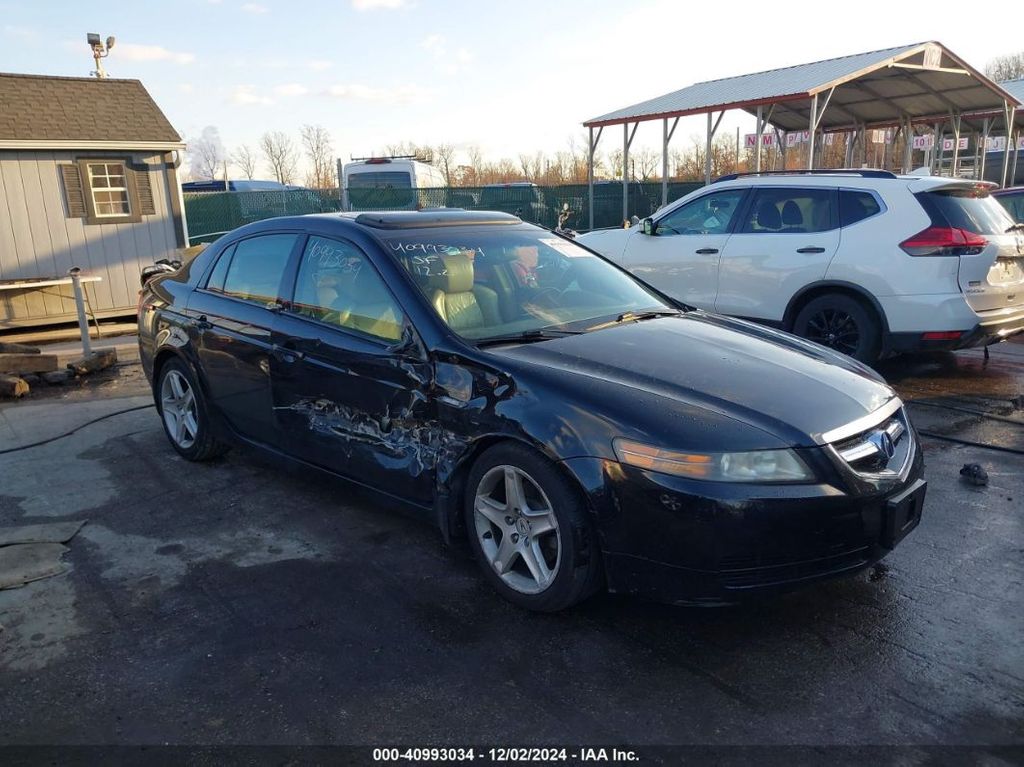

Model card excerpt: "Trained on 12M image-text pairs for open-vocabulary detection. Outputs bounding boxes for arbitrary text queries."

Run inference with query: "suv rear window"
[915,188,1015,235]
[839,190,882,227]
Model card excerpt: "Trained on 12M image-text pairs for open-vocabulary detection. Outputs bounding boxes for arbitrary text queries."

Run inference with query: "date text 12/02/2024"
[372,747,640,762]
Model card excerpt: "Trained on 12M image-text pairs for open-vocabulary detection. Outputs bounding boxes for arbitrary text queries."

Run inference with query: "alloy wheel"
[805,308,861,356]
[473,465,561,595]
[160,369,199,449]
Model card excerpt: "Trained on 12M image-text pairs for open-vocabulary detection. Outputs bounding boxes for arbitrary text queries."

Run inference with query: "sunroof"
[353,210,522,229]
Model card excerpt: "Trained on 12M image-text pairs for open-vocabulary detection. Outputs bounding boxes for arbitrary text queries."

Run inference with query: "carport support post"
[1012,129,1021,186]
[932,122,941,176]
[662,117,678,205]
[902,117,914,174]
[587,126,594,230]
[755,105,763,173]
[1001,103,1015,188]
[806,95,817,170]
[621,122,638,224]
[951,113,962,177]
[979,118,990,182]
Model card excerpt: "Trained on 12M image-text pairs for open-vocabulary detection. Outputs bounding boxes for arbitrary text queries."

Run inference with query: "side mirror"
[642,217,655,236]
[391,323,424,359]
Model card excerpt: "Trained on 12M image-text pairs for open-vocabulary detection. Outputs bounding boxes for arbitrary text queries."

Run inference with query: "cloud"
[241,2,269,13]
[3,24,35,39]
[306,59,333,71]
[352,0,407,10]
[419,34,473,75]
[323,83,430,103]
[231,85,273,105]
[178,83,195,93]
[274,83,309,96]
[115,43,196,64]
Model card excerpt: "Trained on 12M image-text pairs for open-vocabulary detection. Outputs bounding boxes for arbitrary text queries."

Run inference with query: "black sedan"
[139,210,925,611]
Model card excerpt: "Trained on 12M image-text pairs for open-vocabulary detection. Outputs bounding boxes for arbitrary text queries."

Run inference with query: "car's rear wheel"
[793,294,881,364]
[465,443,602,612]
[157,358,229,461]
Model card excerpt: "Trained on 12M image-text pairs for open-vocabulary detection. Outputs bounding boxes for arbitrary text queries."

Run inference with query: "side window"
[741,188,836,234]
[290,235,405,342]
[839,190,882,227]
[221,234,298,305]
[205,244,236,292]
[657,189,746,235]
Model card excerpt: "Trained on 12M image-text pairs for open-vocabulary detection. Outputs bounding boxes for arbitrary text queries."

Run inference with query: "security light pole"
[87,32,115,78]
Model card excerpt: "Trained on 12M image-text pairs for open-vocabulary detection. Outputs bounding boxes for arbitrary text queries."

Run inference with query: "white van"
[342,157,446,211]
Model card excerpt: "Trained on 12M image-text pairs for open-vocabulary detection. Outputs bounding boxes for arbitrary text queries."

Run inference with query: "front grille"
[830,407,912,478]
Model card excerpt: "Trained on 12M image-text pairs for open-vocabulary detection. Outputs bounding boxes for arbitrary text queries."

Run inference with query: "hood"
[575,228,634,260]
[489,312,896,447]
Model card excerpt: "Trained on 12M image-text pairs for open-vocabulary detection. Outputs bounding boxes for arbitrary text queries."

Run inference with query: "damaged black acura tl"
[139,210,925,611]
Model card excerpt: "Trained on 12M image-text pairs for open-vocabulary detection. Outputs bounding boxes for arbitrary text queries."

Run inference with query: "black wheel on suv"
[793,294,881,364]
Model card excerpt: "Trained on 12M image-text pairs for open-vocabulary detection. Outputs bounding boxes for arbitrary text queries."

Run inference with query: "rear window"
[347,171,413,189]
[916,188,1016,235]
[839,191,882,227]
[996,191,1024,223]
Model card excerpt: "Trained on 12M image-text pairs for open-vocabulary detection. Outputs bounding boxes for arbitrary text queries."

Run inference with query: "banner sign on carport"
[942,137,970,152]
[744,133,777,148]
[912,135,935,150]
[984,136,1007,153]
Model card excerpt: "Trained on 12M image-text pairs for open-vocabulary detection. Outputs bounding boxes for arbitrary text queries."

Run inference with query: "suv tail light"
[899,226,987,257]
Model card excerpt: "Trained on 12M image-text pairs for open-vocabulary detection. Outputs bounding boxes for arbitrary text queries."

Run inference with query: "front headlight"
[613,439,814,483]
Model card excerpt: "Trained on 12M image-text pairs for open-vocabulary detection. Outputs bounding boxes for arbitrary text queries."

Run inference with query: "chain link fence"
[184,182,704,245]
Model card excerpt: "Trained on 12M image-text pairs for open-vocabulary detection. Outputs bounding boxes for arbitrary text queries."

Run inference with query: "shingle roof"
[0,72,181,145]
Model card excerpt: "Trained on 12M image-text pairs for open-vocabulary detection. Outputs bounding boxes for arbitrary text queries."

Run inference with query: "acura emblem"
[868,430,896,461]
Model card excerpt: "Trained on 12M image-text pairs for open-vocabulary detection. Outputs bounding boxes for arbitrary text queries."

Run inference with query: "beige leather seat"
[426,254,501,332]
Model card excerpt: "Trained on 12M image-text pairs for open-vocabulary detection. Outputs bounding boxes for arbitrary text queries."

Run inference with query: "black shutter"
[134,169,157,216]
[60,165,87,218]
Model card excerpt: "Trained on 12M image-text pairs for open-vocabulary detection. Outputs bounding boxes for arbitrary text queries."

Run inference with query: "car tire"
[793,294,882,364]
[464,442,603,612]
[156,358,229,462]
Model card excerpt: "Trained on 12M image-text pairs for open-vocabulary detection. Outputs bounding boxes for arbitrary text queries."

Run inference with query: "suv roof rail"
[714,168,898,183]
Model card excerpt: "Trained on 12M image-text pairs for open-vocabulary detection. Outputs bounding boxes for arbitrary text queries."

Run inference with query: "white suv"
[576,170,1024,363]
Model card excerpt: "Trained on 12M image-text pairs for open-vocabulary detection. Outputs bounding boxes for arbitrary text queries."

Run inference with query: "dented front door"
[270,234,438,505]
[270,313,436,505]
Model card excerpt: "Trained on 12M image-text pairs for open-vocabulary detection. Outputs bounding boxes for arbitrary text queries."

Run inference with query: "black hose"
[906,400,1024,426]
[917,430,1024,456]
[0,404,154,455]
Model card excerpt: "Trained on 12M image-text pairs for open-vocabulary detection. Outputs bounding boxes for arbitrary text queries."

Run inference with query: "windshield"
[381,228,675,340]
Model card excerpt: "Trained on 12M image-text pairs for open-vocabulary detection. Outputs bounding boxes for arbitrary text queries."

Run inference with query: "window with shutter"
[135,169,157,216]
[60,164,88,218]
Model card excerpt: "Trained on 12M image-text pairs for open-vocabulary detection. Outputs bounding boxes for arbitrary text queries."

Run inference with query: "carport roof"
[583,41,1022,132]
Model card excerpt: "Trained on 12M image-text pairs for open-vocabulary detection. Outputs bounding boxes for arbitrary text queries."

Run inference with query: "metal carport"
[582,41,1024,229]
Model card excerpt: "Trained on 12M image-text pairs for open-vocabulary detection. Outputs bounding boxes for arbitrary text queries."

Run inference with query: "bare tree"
[231,144,258,180]
[985,51,1024,82]
[188,126,226,181]
[433,143,456,185]
[301,124,335,188]
[260,131,299,185]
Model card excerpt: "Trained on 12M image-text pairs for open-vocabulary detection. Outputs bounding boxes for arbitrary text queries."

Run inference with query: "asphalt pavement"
[0,341,1021,758]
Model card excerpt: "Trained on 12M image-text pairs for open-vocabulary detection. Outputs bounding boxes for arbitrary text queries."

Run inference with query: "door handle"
[796,247,826,254]
[695,248,719,255]
[271,340,306,363]
[193,314,212,330]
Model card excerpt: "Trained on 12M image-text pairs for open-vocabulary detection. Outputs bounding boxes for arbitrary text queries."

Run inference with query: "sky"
[1,0,1021,178]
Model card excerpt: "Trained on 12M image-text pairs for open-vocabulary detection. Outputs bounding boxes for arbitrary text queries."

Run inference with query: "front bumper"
[562,440,925,605]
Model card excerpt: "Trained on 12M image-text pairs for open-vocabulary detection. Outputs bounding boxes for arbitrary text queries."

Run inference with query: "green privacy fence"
[184,182,705,245]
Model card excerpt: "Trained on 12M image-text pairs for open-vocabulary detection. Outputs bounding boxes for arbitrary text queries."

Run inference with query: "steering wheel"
[526,287,564,309]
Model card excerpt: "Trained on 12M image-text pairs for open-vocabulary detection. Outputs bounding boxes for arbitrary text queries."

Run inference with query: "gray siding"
[0,149,179,327]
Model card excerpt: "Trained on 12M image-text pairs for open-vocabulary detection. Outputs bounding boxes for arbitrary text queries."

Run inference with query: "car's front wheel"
[465,443,602,612]
[156,358,229,462]
[793,293,881,364]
